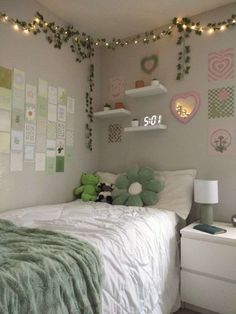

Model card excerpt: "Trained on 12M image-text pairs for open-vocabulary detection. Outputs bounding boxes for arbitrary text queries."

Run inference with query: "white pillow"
[96,169,196,220]
[96,171,118,184]
[153,169,197,219]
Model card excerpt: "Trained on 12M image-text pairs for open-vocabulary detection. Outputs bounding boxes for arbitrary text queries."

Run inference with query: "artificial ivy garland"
[1,10,236,148]
[85,63,94,151]
[1,11,235,74]
[172,16,236,80]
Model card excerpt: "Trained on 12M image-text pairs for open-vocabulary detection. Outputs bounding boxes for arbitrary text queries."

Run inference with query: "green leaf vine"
[174,17,200,80]
[176,34,191,80]
[1,10,236,148]
[85,63,94,151]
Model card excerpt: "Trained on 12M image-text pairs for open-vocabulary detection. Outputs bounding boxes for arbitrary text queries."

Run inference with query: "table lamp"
[194,179,218,225]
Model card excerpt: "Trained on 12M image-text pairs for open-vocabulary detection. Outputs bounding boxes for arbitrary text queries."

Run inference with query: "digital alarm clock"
[143,115,162,126]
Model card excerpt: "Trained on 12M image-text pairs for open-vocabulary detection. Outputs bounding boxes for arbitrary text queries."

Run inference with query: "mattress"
[0,200,180,314]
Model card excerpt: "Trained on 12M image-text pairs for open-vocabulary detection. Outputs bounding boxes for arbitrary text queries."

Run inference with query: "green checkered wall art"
[208,86,234,119]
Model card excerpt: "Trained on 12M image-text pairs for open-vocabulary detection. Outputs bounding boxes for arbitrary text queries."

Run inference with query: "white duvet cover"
[0,200,180,314]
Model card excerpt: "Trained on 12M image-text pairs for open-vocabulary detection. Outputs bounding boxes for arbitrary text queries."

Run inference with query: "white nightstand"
[180,222,236,314]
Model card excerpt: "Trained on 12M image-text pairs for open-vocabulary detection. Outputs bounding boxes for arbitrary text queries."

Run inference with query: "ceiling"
[36,0,236,39]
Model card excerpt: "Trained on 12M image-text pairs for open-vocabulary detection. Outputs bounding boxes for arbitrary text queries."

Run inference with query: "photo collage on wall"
[0,65,75,174]
[207,48,235,156]
[0,66,12,158]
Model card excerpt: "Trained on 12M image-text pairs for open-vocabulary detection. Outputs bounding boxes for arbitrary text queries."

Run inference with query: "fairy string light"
[1,10,236,147]
[1,11,235,55]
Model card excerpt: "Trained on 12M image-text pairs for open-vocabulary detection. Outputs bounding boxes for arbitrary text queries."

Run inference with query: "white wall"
[98,3,236,222]
[1,1,236,222]
[0,0,101,210]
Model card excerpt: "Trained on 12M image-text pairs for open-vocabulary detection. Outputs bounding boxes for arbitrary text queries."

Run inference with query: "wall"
[0,0,101,210]
[98,3,236,222]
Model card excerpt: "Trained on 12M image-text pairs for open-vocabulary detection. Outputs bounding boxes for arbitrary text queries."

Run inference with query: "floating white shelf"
[124,124,167,132]
[125,84,167,98]
[94,108,131,119]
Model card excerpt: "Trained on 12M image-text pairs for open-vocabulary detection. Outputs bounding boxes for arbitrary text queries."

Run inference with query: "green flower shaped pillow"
[112,166,164,207]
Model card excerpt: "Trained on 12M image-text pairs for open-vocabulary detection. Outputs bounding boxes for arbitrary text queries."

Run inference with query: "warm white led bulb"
[13,24,19,31]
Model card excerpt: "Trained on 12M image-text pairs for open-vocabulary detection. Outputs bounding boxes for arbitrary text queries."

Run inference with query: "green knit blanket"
[0,219,103,314]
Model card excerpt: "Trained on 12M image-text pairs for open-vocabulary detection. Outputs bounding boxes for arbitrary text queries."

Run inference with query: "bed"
[0,169,196,313]
[0,200,180,314]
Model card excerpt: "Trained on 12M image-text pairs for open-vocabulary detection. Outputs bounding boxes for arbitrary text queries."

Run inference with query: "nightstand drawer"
[181,237,236,281]
[181,270,236,314]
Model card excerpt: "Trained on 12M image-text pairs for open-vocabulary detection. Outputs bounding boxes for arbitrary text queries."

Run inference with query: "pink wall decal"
[109,76,124,101]
[208,48,234,81]
[208,127,234,156]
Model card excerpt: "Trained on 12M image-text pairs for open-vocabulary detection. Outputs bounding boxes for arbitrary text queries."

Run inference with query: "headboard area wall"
[0,0,101,211]
[98,3,236,222]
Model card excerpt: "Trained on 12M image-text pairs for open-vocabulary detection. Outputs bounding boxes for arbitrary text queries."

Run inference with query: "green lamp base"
[200,204,213,225]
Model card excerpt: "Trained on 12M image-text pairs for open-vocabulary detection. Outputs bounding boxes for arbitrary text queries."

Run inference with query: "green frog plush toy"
[74,173,100,202]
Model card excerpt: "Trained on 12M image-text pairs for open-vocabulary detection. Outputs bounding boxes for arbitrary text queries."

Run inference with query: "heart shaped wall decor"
[208,48,234,81]
[170,92,200,124]
[141,55,158,74]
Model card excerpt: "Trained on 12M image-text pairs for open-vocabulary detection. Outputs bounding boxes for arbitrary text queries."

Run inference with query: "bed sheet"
[0,200,180,314]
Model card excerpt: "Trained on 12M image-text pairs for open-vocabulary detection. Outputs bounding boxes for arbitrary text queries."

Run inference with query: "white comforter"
[0,200,180,314]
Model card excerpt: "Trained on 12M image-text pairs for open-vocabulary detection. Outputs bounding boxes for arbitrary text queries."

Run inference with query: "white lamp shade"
[194,179,218,204]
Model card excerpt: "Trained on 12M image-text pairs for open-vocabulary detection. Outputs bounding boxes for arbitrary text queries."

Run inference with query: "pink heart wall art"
[208,48,234,81]
[170,92,200,124]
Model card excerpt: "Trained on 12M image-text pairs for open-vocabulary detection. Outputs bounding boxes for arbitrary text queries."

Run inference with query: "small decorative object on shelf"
[143,114,162,126]
[104,103,111,111]
[151,78,159,86]
[115,102,125,109]
[131,119,139,127]
[135,80,145,88]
